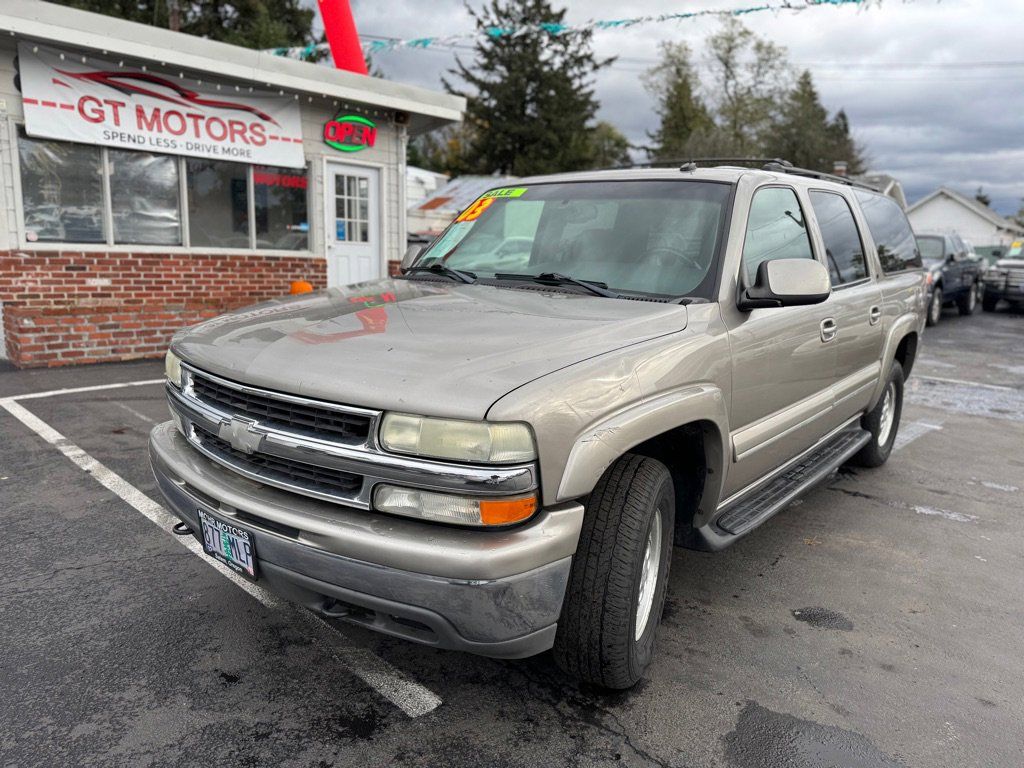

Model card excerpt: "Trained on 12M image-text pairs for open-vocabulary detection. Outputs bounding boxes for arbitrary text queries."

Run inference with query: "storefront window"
[110,150,181,245]
[253,166,309,250]
[17,131,311,252]
[17,132,105,243]
[187,159,250,248]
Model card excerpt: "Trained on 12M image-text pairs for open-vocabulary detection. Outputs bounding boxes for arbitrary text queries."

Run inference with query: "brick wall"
[0,249,326,367]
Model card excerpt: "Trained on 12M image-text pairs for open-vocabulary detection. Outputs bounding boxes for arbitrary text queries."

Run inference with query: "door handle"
[820,317,838,342]
[869,305,882,325]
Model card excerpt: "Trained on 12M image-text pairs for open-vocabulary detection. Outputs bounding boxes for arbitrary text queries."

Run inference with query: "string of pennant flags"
[272,0,880,61]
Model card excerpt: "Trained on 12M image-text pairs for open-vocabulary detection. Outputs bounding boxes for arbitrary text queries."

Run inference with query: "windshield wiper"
[404,262,477,284]
[494,272,622,299]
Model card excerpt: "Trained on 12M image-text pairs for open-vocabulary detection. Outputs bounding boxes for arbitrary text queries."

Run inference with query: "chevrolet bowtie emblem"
[221,417,264,455]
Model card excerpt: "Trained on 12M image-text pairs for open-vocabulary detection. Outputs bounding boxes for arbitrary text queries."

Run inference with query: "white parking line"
[916,375,1016,392]
[0,383,442,718]
[893,420,943,452]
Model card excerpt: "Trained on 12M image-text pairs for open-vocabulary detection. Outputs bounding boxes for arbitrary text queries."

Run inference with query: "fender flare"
[869,313,919,409]
[556,383,730,509]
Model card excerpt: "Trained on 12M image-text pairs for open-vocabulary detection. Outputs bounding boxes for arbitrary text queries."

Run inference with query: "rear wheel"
[982,292,998,312]
[926,286,943,326]
[553,454,675,690]
[957,282,978,315]
[851,361,904,468]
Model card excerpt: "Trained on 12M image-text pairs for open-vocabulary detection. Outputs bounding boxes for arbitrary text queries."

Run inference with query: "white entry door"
[325,163,381,287]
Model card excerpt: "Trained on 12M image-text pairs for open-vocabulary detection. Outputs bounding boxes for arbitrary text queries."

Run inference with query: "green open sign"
[323,114,377,152]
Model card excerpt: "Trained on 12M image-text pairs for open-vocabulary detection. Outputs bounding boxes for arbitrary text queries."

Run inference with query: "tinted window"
[809,191,868,285]
[742,187,815,283]
[855,190,921,273]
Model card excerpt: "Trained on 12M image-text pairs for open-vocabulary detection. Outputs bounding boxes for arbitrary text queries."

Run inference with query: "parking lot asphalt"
[1,304,1023,768]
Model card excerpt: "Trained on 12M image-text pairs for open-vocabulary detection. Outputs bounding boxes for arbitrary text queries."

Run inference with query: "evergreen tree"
[51,0,319,56]
[764,72,866,173]
[827,109,866,175]
[643,41,712,161]
[445,0,610,176]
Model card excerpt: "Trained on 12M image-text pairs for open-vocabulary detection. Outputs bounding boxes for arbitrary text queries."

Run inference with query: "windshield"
[916,235,945,262]
[414,181,732,299]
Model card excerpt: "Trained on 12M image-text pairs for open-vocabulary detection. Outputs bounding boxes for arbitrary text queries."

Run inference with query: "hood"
[173,278,688,419]
[994,258,1024,269]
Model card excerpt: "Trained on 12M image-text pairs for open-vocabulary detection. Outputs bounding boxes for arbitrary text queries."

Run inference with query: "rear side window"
[742,187,815,283]
[855,190,921,273]
[809,191,868,286]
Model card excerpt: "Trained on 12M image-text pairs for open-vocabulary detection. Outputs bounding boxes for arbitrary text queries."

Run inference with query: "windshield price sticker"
[455,196,496,222]
[482,187,528,199]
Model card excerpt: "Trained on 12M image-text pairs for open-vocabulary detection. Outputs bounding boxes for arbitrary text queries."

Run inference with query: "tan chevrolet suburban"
[150,162,927,689]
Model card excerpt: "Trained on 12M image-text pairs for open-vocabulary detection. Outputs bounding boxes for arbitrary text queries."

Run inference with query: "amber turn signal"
[479,495,538,525]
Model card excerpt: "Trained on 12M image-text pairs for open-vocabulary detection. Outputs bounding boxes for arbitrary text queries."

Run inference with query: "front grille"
[1006,270,1024,288]
[194,425,364,498]
[190,372,371,443]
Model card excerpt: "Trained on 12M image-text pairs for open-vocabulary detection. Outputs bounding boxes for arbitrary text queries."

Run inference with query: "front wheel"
[926,286,943,326]
[957,282,978,315]
[850,360,904,468]
[553,454,675,689]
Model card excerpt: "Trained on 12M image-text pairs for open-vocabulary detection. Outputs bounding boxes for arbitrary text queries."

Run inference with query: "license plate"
[198,508,257,580]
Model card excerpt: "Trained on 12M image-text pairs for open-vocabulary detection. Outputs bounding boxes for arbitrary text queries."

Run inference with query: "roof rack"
[615,156,880,193]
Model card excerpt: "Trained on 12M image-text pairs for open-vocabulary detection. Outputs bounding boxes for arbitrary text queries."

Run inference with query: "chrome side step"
[713,427,871,537]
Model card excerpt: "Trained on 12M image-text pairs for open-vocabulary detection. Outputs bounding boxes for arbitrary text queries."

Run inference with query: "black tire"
[553,454,675,690]
[926,286,943,326]
[982,293,998,312]
[851,361,904,468]
[957,282,978,316]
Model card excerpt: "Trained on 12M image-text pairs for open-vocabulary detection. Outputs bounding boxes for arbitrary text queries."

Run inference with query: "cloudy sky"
[347,0,1023,215]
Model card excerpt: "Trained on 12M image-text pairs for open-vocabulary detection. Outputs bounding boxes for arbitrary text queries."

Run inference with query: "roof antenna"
[679,161,697,172]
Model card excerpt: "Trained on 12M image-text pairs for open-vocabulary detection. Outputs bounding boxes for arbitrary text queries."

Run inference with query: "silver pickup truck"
[150,163,926,689]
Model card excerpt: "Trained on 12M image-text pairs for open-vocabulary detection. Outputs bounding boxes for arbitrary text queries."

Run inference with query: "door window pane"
[110,149,181,245]
[333,172,370,243]
[854,190,921,274]
[18,131,105,243]
[186,159,250,248]
[254,166,308,250]
[809,191,868,285]
[742,187,814,283]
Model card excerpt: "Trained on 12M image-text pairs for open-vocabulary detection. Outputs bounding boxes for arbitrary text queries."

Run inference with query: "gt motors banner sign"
[19,43,305,168]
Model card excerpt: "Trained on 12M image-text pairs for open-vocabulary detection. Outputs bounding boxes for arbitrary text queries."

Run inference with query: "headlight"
[165,349,183,388]
[373,485,537,526]
[379,413,536,463]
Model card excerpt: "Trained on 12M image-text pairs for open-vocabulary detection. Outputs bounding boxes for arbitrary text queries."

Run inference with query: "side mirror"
[400,244,423,273]
[739,258,831,310]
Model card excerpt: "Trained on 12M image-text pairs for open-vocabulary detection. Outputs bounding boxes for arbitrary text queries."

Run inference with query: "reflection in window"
[742,187,814,283]
[187,159,250,248]
[854,190,921,274]
[18,131,105,243]
[254,166,308,250]
[110,149,181,245]
[809,191,868,285]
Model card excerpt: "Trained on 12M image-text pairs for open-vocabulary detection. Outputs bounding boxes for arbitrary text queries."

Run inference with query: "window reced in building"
[254,166,308,250]
[187,159,250,248]
[17,131,105,243]
[110,149,182,245]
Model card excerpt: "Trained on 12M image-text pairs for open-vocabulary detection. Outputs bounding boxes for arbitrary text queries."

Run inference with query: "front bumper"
[982,281,1024,302]
[149,422,584,658]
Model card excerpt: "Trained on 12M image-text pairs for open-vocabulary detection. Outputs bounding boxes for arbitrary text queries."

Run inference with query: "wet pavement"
[1,305,1022,767]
